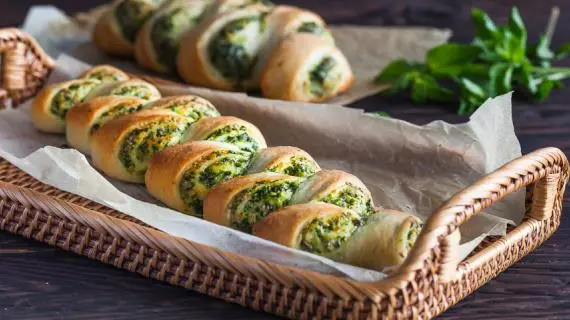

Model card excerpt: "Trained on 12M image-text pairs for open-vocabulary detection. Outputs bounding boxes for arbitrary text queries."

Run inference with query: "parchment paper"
[22,6,452,105]
[0,54,523,281]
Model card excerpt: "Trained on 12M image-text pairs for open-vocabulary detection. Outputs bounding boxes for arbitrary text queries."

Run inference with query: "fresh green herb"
[373,111,391,118]
[374,7,570,114]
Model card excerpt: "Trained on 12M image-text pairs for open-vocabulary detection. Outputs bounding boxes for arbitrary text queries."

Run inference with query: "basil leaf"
[460,63,489,80]
[375,60,421,83]
[528,35,554,66]
[508,7,526,40]
[555,43,570,60]
[534,79,554,101]
[459,78,487,99]
[471,8,498,41]
[410,74,454,103]
[516,69,537,95]
[426,44,482,77]
[495,29,526,64]
[489,63,514,96]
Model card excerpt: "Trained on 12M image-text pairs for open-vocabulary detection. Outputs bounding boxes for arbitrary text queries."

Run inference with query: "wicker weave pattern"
[0,29,568,319]
[0,28,54,108]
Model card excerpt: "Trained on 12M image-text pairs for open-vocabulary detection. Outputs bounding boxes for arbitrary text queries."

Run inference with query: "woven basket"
[0,28,568,319]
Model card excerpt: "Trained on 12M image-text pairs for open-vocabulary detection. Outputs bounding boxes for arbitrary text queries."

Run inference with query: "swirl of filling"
[115,0,162,43]
[150,3,209,69]
[177,145,252,215]
[90,101,146,134]
[81,65,130,83]
[184,116,266,153]
[208,15,266,86]
[118,115,191,179]
[49,79,101,120]
[300,209,361,256]
[291,170,375,218]
[306,56,341,98]
[247,146,320,177]
[203,173,303,232]
[147,95,220,121]
[110,82,161,100]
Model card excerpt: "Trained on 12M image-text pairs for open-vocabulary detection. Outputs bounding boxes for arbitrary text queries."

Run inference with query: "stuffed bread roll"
[93,0,164,56]
[145,141,253,216]
[247,146,320,177]
[86,79,162,101]
[91,109,192,183]
[252,202,362,258]
[145,95,220,121]
[184,116,266,153]
[203,172,304,232]
[339,208,423,270]
[291,169,374,217]
[206,0,272,16]
[31,79,102,133]
[177,4,271,90]
[134,0,212,72]
[65,96,146,155]
[261,33,353,102]
[254,6,333,79]
[80,64,130,82]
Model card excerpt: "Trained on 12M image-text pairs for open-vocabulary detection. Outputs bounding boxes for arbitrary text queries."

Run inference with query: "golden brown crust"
[92,8,134,56]
[79,64,130,81]
[184,116,267,148]
[90,109,184,183]
[145,95,217,112]
[290,169,371,205]
[86,79,162,100]
[31,80,93,134]
[65,96,145,155]
[260,33,353,102]
[252,202,345,248]
[247,146,319,174]
[145,140,241,212]
[176,5,269,90]
[340,208,423,270]
[203,172,295,227]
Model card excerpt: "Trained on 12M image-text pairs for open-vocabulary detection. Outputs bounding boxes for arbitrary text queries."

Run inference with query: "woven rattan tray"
[1,28,569,319]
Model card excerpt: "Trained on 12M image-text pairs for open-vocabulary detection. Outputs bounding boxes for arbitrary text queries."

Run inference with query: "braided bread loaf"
[92,0,353,102]
[31,64,420,270]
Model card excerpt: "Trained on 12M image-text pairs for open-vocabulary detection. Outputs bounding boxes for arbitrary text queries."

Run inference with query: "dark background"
[1,0,570,319]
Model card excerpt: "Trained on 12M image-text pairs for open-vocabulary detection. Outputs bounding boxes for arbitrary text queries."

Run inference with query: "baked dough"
[145,140,253,215]
[290,169,374,217]
[91,109,192,183]
[183,116,266,153]
[86,78,162,101]
[145,95,220,121]
[260,33,353,102]
[203,172,304,231]
[79,64,130,82]
[65,96,146,155]
[247,146,320,177]
[31,79,103,133]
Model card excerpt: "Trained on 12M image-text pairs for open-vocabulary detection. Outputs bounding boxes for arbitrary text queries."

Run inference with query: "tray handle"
[0,28,54,109]
[396,147,569,284]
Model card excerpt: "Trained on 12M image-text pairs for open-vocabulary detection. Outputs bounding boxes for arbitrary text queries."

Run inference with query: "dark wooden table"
[1,0,570,319]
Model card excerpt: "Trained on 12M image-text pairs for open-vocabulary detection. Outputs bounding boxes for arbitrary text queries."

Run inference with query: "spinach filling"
[307,57,339,98]
[151,6,203,68]
[50,80,101,120]
[296,21,326,35]
[230,179,302,232]
[300,211,361,255]
[319,183,374,218]
[111,84,155,100]
[268,156,318,177]
[90,102,145,134]
[119,117,190,178]
[164,99,220,121]
[179,150,252,215]
[205,124,260,153]
[115,0,159,43]
[406,220,423,251]
[208,16,263,86]
[85,72,122,83]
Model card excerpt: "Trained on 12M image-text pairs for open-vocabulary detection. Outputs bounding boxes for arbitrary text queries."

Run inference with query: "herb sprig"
[374,7,570,115]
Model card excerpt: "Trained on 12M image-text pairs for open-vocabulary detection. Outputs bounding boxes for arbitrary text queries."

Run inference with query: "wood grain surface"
[1,0,570,319]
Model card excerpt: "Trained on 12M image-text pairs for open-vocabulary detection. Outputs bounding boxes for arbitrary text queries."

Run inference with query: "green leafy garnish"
[374,6,570,114]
